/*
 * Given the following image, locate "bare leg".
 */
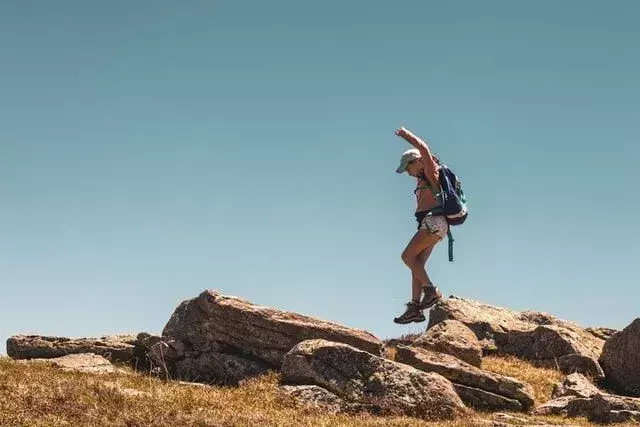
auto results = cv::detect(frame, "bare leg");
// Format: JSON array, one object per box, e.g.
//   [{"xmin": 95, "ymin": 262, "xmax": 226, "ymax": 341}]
[
  {"xmin": 402, "ymin": 230, "xmax": 440, "ymax": 300},
  {"xmin": 411, "ymin": 246, "xmax": 435, "ymax": 301},
  {"xmin": 394, "ymin": 229, "xmax": 444, "ymax": 324}
]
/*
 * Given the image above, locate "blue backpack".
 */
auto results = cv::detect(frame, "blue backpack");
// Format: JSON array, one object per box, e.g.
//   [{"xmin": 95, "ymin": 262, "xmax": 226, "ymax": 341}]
[
  {"xmin": 438, "ymin": 164, "xmax": 468, "ymax": 226},
  {"xmin": 436, "ymin": 164, "xmax": 468, "ymax": 262}
]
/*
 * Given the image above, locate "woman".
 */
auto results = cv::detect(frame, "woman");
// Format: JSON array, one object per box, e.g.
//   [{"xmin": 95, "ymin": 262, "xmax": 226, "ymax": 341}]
[{"xmin": 393, "ymin": 126, "xmax": 446, "ymax": 324}]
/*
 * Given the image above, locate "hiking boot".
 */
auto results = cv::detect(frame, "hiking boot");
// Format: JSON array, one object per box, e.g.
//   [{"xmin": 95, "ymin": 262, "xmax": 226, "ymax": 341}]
[
  {"xmin": 419, "ymin": 285, "xmax": 443, "ymax": 310},
  {"xmin": 393, "ymin": 301, "xmax": 426, "ymax": 324}
]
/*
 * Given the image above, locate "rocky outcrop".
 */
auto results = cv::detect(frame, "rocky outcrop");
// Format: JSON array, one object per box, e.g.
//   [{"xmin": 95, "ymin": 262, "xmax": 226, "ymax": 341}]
[
  {"xmin": 163, "ymin": 290, "xmax": 382, "ymax": 364},
  {"xmin": 428, "ymin": 296, "xmax": 605, "ymax": 378},
  {"xmin": 10, "ymin": 290, "xmax": 636, "ymax": 424},
  {"xmin": 412, "ymin": 319, "xmax": 482, "ymax": 367},
  {"xmin": 134, "ymin": 290, "xmax": 383, "ymax": 385},
  {"xmin": 281, "ymin": 339, "xmax": 467, "ymax": 421},
  {"xmin": 6, "ymin": 335, "xmax": 136, "ymax": 363},
  {"xmin": 394, "ymin": 345, "xmax": 534, "ymax": 411},
  {"xmin": 599, "ymin": 318, "xmax": 640, "ymax": 396}
]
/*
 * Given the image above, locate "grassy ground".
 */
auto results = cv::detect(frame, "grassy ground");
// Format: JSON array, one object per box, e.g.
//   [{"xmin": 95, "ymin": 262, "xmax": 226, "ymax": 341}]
[{"xmin": 0, "ymin": 355, "xmax": 633, "ymax": 427}]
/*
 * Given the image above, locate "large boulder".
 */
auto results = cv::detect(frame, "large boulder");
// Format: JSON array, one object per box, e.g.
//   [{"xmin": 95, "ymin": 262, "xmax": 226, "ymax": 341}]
[
  {"xmin": 163, "ymin": 291, "xmax": 382, "ymax": 366},
  {"xmin": 394, "ymin": 345, "xmax": 534, "ymax": 411},
  {"xmin": 428, "ymin": 296, "xmax": 605, "ymax": 378},
  {"xmin": 281, "ymin": 339, "xmax": 467, "ymax": 421},
  {"xmin": 143, "ymin": 290, "xmax": 383, "ymax": 385},
  {"xmin": 599, "ymin": 318, "xmax": 640, "ymax": 396},
  {"xmin": 6, "ymin": 335, "xmax": 136, "ymax": 363},
  {"xmin": 412, "ymin": 319, "xmax": 482, "ymax": 367}
]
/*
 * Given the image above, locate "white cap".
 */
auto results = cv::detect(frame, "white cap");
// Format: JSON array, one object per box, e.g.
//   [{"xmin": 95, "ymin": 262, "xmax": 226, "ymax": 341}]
[{"xmin": 395, "ymin": 148, "xmax": 421, "ymax": 173}]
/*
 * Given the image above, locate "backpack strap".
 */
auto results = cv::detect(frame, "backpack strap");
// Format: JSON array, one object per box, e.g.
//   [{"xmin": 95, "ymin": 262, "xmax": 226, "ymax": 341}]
[{"xmin": 424, "ymin": 206, "xmax": 455, "ymax": 262}]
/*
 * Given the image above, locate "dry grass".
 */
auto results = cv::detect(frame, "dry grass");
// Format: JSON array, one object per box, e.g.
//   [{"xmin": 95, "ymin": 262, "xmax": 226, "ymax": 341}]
[
  {"xmin": 481, "ymin": 355, "xmax": 565, "ymax": 403},
  {"xmin": 0, "ymin": 356, "xmax": 633, "ymax": 427}
]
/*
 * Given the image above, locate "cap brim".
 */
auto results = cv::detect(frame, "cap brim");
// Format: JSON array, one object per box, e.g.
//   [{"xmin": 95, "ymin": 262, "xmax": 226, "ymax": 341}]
[{"xmin": 396, "ymin": 160, "xmax": 409, "ymax": 173}]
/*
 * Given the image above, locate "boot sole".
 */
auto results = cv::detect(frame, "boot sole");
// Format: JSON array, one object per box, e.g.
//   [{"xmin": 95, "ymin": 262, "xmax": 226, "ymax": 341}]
[{"xmin": 394, "ymin": 315, "xmax": 426, "ymax": 324}]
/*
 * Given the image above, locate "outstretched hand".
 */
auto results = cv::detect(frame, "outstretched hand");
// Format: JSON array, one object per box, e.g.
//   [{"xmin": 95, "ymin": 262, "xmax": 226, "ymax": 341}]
[{"xmin": 395, "ymin": 126, "xmax": 410, "ymax": 139}]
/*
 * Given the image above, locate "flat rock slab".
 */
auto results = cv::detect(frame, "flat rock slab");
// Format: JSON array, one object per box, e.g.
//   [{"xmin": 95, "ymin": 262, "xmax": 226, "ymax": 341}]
[
  {"xmin": 30, "ymin": 353, "xmax": 117, "ymax": 374},
  {"xmin": 395, "ymin": 344, "xmax": 535, "ymax": 411},
  {"xmin": 7, "ymin": 334, "xmax": 136, "ymax": 363},
  {"xmin": 161, "ymin": 290, "xmax": 383, "ymax": 368},
  {"xmin": 453, "ymin": 384, "xmax": 522, "ymax": 412}
]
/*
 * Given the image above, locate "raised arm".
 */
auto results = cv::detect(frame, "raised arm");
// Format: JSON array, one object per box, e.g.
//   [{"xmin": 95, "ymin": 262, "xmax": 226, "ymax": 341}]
[{"xmin": 395, "ymin": 126, "xmax": 439, "ymax": 181}]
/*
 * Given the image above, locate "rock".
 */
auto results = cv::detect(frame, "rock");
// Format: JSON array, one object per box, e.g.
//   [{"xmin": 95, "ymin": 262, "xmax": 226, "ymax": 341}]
[
  {"xmin": 492, "ymin": 413, "xmax": 529, "ymax": 424},
  {"xmin": 33, "ymin": 353, "xmax": 117, "ymax": 374},
  {"xmin": 278, "ymin": 385, "xmax": 360, "ymax": 414},
  {"xmin": 395, "ymin": 345, "xmax": 534, "ymax": 411},
  {"xmin": 586, "ymin": 327, "xmax": 618, "ymax": 341},
  {"xmin": 412, "ymin": 319, "xmax": 482, "ymax": 367},
  {"xmin": 599, "ymin": 318, "xmax": 640, "ymax": 396},
  {"xmin": 552, "ymin": 373, "xmax": 600, "ymax": 399},
  {"xmin": 490, "ymin": 413, "xmax": 579, "ymax": 426},
  {"xmin": 453, "ymin": 384, "xmax": 522, "ymax": 411},
  {"xmin": 568, "ymin": 394, "xmax": 640, "ymax": 424},
  {"xmin": 139, "ymin": 290, "xmax": 384, "ymax": 385},
  {"xmin": 428, "ymin": 296, "xmax": 605, "ymax": 378},
  {"xmin": 162, "ymin": 290, "xmax": 383, "ymax": 368},
  {"xmin": 281, "ymin": 339, "xmax": 467, "ymax": 421},
  {"xmin": 535, "ymin": 392, "xmax": 640, "ymax": 424},
  {"xmin": 6, "ymin": 334, "xmax": 136, "ymax": 363},
  {"xmin": 554, "ymin": 353, "xmax": 604, "ymax": 380},
  {"xmin": 533, "ymin": 396, "xmax": 576, "ymax": 416},
  {"xmin": 491, "ymin": 413, "xmax": 584, "ymax": 426}
]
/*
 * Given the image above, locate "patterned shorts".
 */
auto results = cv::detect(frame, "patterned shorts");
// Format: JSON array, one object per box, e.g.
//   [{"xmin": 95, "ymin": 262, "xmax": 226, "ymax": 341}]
[{"xmin": 415, "ymin": 212, "xmax": 449, "ymax": 240}]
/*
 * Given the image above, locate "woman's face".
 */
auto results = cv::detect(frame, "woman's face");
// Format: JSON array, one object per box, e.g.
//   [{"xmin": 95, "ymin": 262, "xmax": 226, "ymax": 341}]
[{"xmin": 406, "ymin": 159, "xmax": 421, "ymax": 177}]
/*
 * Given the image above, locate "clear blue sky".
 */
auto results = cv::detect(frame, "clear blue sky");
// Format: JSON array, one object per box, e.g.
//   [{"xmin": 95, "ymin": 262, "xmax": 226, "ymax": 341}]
[{"xmin": 1, "ymin": 1, "xmax": 639, "ymax": 355}]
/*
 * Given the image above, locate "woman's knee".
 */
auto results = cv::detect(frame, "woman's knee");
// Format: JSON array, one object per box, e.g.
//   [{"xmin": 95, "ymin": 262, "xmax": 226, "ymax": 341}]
[{"xmin": 401, "ymin": 249, "xmax": 416, "ymax": 267}]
